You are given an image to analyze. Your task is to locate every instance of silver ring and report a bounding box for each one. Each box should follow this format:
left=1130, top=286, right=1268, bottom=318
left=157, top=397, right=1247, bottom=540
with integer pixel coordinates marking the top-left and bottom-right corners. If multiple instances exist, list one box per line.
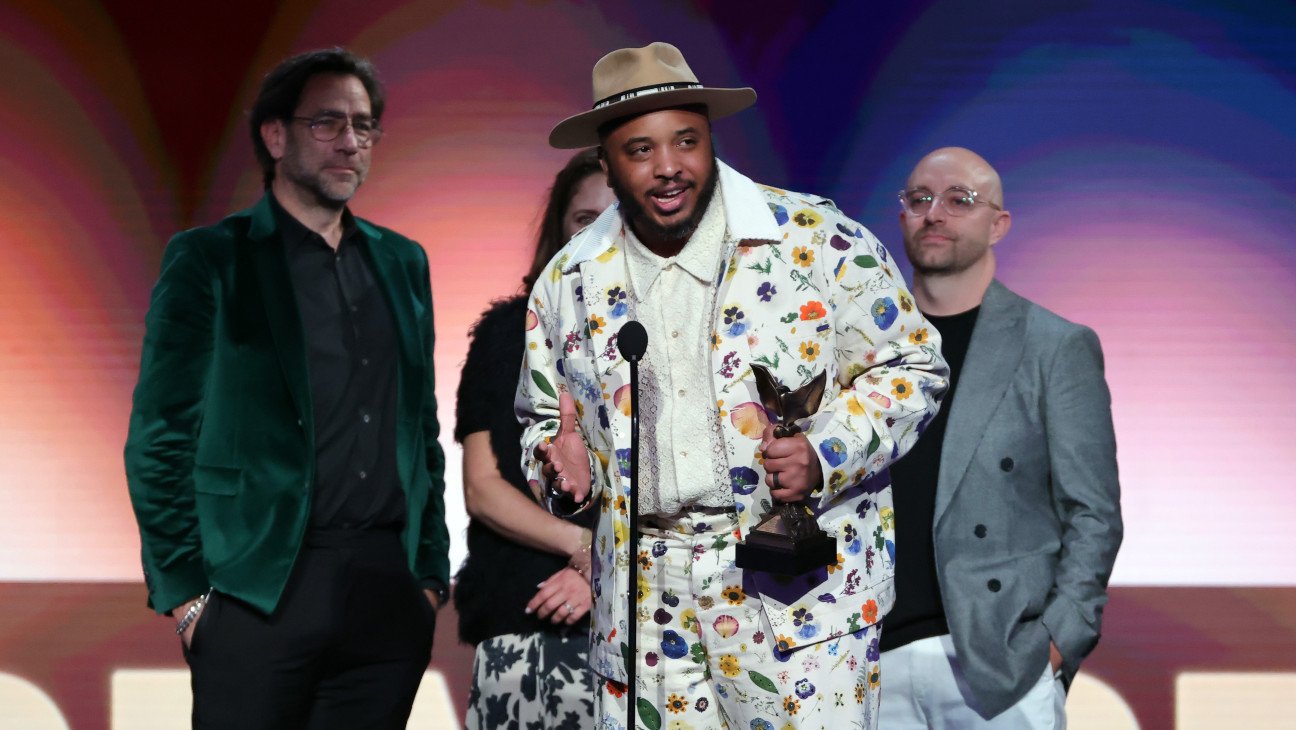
left=554, top=475, right=567, bottom=483
left=564, top=602, right=573, bottom=614
left=772, top=471, right=781, bottom=490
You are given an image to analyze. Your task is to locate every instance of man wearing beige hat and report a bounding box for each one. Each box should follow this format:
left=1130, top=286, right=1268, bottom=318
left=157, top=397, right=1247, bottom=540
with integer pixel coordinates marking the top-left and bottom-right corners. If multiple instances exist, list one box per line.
left=517, top=42, right=948, bottom=729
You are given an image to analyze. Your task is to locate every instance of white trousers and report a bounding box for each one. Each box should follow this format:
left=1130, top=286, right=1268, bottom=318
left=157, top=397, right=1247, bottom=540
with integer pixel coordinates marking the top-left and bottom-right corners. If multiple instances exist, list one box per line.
left=879, top=635, right=1065, bottom=729
left=597, top=509, right=882, bottom=730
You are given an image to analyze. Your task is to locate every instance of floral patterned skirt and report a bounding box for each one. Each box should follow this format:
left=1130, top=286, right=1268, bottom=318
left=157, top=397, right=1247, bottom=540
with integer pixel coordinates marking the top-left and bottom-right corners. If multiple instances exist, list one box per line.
left=596, top=509, right=882, bottom=730
left=465, top=629, right=596, bottom=730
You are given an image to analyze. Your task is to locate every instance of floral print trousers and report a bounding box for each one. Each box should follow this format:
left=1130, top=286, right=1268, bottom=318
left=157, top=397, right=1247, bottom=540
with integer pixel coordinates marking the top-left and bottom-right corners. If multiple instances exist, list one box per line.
left=596, top=509, right=881, bottom=730
left=466, top=629, right=596, bottom=730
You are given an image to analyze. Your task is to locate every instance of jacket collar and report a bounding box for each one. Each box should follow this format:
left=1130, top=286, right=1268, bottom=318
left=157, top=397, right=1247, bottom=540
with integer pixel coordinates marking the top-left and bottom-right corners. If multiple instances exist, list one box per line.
left=247, top=192, right=383, bottom=244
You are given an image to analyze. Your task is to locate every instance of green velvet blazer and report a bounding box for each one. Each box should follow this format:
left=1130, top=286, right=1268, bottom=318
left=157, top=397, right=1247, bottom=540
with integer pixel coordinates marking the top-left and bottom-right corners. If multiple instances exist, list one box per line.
left=124, top=196, right=448, bottom=615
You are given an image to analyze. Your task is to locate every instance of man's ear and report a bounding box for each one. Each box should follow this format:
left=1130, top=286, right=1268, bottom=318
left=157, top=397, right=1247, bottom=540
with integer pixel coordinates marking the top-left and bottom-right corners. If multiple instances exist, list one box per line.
left=989, top=210, right=1012, bottom=246
left=261, top=119, right=286, bottom=163
left=598, top=149, right=610, bottom=184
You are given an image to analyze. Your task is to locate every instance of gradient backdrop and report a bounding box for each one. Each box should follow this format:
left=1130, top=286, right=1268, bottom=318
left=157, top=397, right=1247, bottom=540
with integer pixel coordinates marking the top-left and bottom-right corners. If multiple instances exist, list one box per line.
left=1, top=0, right=1293, bottom=727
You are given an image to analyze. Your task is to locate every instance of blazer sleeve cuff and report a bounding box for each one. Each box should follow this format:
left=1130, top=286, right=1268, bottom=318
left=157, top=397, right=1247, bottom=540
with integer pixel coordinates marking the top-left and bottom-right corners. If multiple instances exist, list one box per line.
left=1041, top=593, right=1101, bottom=683
left=147, top=556, right=209, bottom=616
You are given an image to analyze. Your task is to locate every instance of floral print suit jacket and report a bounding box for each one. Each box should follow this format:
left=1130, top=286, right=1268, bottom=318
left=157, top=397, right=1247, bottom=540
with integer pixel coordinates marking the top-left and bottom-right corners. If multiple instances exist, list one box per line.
left=517, top=161, right=948, bottom=682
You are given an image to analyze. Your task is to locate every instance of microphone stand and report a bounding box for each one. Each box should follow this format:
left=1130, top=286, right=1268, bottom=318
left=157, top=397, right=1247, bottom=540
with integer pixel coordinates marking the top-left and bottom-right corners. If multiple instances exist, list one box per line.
left=616, top=321, right=647, bottom=729
left=626, top=351, right=640, bottom=730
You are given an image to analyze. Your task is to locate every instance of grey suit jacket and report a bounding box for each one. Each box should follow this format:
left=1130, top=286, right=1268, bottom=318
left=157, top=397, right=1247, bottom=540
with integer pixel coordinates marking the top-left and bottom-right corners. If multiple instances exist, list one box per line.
left=934, top=280, right=1122, bottom=719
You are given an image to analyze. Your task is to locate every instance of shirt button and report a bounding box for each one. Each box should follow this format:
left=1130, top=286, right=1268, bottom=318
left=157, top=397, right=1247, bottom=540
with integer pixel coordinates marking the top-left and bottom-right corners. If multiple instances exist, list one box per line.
left=974, top=524, right=987, bottom=539
left=1000, top=457, right=1014, bottom=472
left=671, top=330, right=679, bottom=338
left=362, top=413, right=371, bottom=424
left=677, top=388, right=686, bottom=397
left=987, top=578, right=1001, bottom=592
left=350, top=305, right=358, bottom=313
left=361, top=358, right=369, bottom=366
left=359, top=471, right=368, bottom=480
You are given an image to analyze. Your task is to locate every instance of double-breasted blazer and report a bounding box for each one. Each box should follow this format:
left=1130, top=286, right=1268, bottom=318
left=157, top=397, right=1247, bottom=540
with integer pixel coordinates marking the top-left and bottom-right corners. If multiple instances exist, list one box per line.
left=934, top=279, right=1122, bottom=718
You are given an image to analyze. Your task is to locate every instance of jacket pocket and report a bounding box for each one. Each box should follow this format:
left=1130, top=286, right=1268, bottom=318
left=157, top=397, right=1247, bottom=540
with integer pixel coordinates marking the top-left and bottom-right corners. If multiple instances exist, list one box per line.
left=193, top=464, right=242, bottom=495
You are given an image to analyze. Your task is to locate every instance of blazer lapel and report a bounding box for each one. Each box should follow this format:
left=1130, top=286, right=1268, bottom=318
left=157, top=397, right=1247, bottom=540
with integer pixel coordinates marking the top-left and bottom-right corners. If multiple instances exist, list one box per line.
left=565, top=222, right=635, bottom=484
left=362, top=226, right=419, bottom=368
left=361, top=223, right=423, bottom=424
left=933, top=280, right=1026, bottom=526
left=247, top=197, right=313, bottom=429
left=567, top=210, right=634, bottom=369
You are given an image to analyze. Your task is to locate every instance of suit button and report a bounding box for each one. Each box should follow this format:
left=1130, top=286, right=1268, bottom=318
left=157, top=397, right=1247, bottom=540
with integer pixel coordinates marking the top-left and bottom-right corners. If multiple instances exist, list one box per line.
left=974, top=524, right=987, bottom=538
left=1000, top=457, right=1014, bottom=472
left=988, top=578, right=1001, bottom=592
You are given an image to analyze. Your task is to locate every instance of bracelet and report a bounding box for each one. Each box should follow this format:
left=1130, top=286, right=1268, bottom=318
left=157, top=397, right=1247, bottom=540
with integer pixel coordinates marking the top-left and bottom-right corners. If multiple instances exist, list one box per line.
left=569, top=527, right=593, bottom=577
left=174, top=587, right=214, bottom=636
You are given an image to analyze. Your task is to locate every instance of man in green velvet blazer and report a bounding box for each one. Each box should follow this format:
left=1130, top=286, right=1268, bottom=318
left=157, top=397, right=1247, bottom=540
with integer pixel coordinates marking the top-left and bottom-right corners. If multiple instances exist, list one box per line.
left=124, top=49, right=448, bottom=728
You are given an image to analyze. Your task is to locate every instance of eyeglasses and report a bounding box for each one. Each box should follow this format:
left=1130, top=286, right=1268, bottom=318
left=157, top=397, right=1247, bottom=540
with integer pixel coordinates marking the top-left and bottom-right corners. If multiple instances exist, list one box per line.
left=291, top=114, right=383, bottom=147
left=898, top=186, right=1001, bottom=217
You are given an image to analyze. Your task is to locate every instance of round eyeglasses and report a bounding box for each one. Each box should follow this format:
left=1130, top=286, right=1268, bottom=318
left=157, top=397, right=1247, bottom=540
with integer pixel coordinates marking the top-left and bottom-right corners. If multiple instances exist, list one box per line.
left=899, top=186, right=1001, bottom=217
left=292, top=114, right=383, bottom=147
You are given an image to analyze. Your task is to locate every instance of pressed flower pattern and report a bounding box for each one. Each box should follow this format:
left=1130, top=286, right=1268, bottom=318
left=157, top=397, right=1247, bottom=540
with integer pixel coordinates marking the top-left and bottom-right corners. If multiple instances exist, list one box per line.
left=516, top=167, right=942, bottom=727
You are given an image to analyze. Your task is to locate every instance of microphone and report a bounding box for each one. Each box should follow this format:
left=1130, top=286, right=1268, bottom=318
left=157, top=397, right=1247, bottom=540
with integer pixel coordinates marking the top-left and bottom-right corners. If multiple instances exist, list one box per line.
left=616, top=320, right=647, bottom=728
left=617, top=320, right=648, bottom=363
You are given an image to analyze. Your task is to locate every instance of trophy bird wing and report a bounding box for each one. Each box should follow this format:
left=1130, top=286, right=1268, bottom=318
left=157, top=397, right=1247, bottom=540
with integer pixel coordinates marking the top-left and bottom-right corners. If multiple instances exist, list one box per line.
left=783, top=370, right=828, bottom=422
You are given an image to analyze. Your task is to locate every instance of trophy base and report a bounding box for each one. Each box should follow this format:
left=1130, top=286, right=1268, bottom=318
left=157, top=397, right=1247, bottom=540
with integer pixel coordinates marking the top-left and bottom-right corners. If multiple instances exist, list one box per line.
left=735, top=530, right=837, bottom=576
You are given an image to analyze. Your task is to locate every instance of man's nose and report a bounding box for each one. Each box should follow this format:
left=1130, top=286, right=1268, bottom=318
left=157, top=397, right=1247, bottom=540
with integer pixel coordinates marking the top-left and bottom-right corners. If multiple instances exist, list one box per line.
left=335, top=124, right=360, bottom=153
left=654, top=148, right=680, bottom=179
left=923, top=200, right=946, bottom=224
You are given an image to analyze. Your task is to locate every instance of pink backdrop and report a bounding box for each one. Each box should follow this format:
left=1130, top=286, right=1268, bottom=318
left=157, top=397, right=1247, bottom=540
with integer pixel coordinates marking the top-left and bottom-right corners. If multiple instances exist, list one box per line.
left=1, top=0, right=1293, bottom=727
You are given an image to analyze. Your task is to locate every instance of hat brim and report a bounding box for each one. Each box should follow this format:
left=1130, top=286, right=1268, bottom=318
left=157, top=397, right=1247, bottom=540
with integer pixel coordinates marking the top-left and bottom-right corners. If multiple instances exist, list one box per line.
left=549, top=86, right=757, bottom=149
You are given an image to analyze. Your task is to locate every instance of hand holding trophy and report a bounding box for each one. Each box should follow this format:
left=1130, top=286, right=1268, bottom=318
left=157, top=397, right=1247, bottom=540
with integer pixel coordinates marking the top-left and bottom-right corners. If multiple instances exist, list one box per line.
left=734, top=365, right=837, bottom=575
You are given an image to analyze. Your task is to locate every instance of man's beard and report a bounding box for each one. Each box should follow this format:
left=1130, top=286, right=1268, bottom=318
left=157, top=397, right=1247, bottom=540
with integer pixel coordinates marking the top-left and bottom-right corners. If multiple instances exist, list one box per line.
left=905, top=230, right=978, bottom=277
left=610, top=156, right=720, bottom=245
left=284, top=166, right=360, bottom=211
left=280, top=138, right=363, bottom=211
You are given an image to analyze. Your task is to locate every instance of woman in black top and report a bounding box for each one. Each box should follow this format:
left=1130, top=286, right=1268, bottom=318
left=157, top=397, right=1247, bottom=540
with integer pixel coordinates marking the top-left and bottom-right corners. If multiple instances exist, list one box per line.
left=455, top=149, right=614, bottom=730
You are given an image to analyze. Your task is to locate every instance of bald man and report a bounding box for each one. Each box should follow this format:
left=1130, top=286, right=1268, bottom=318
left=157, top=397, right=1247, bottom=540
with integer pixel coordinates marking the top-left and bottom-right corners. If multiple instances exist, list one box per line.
left=879, top=148, right=1122, bottom=727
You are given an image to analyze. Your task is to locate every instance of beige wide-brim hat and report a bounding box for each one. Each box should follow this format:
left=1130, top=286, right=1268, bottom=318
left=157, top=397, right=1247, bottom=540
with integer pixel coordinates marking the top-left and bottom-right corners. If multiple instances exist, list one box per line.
left=549, top=42, right=757, bottom=149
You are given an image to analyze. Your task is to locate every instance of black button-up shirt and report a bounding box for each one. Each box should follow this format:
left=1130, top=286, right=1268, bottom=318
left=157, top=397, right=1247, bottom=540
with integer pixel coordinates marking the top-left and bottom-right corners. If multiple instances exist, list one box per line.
left=271, top=195, right=405, bottom=531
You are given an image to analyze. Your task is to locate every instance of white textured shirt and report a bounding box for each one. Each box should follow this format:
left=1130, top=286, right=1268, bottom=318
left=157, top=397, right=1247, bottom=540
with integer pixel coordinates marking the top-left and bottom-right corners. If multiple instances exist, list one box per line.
left=623, top=189, right=733, bottom=515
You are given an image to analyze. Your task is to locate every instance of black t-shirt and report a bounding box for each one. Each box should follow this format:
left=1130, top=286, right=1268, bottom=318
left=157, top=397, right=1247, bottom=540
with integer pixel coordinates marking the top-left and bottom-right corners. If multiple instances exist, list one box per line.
left=452, top=295, right=593, bottom=644
left=880, top=305, right=980, bottom=651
